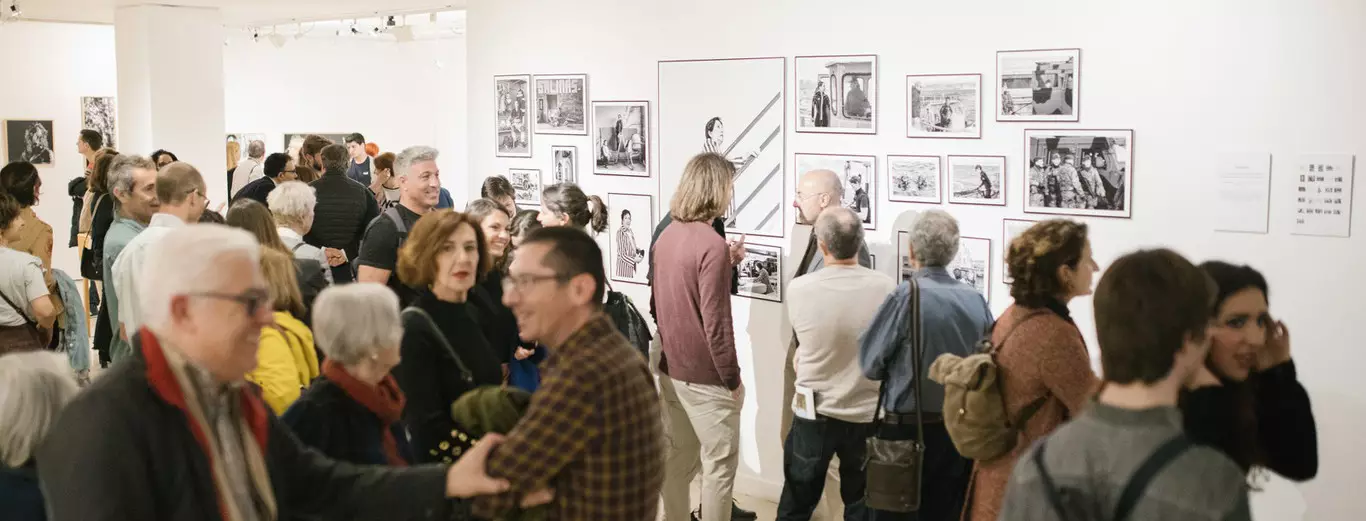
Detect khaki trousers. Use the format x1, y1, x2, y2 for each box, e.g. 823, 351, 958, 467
660, 373, 741, 521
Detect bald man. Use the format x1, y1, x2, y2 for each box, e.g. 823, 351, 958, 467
793, 169, 871, 274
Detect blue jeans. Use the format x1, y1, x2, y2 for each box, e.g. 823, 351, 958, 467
776, 415, 872, 521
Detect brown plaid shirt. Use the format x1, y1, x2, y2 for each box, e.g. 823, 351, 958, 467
472, 313, 664, 521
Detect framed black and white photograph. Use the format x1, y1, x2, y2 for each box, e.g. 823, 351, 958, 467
496, 75, 532, 157
736, 242, 783, 302
1023, 129, 1133, 218
997, 48, 1080, 122
907, 73, 981, 139
4, 120, 54, 166
509, 168, 541, 207
950, 236, 992, 303
81, 97, 117, 149
550, 145, 578, 184
593, 101, 649, 177
948, 155, 1006, 206
794, 153, 877, 229
534, 74, 587, 135
888, 155, 941, 204
283, 133, 347, 159
1002, 218, 1036, 283
896, 231, 913, 283
608, 193, 652, 285
795, 54, 877, 134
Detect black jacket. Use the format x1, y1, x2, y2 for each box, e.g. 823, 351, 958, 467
0, 463, 43, 521
233, 176, 277, 206
1181, 360, 1318, 480
281, 377, 413, 467
67, 177, 86, 248
305, 169, 380, 261
36, 331, 466, 521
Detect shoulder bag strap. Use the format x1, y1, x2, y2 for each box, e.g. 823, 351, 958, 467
1113, 436, 1193, 521
0, 284, 36, 326
872, 277, 923, 437
1031, 440, 1075, 521
402, 307, 475, 387
908, 275, 925, 447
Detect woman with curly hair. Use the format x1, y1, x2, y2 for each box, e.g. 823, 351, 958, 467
964, 219, 1101, 521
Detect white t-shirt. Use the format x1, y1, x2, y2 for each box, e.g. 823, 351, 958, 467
787, 263, 895, 422
0, 247, 48, 327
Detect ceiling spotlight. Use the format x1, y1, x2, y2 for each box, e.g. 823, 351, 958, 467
386, 16, 396, 27
252, 29, 259, 42
268, 33, 287, 48
8, 3, 20, 17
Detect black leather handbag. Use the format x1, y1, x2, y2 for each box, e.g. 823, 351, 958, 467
864, 277, 926, 513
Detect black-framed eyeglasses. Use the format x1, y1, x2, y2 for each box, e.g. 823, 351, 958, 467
187, 289, 272, 316
500, 273, 568, 294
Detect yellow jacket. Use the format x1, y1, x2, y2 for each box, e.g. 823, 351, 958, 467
247, 311, 320, 414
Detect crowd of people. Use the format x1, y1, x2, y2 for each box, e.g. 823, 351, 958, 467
0, 130, 1319, 521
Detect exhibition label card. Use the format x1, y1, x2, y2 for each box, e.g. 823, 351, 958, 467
1291, 154, 1355, 238
1215, 154, 1271, 234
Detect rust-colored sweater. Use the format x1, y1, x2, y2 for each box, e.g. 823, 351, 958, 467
652, 220, 740, 390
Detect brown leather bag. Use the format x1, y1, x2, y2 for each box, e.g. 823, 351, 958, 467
864, 278, 925, 513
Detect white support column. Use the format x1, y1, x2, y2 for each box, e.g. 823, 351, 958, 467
114, 5, 228, 204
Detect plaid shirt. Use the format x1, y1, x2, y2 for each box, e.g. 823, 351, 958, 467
472, 313, 664, 521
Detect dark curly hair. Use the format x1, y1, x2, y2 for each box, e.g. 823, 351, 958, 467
1006, 219, 1089, 307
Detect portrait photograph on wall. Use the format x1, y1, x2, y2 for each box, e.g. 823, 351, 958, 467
794, 153, 877, 229
1002, 218, 1036, 283
81, 96, 117, 149
534, 74, 587, 135
496, 74, 532, 157
736, 242, 783, 302
794, 54, 877, 134
550, 145, 577, 184
593, 101, 649, 177
887, 155, 941, 204
659, 57, 786, 238
608, 193, 653, 285
1023, 129, 1133, 218
907, 73, 981, 138
4, 120, 54, 166
950, 236, 992, 302
510, 168, 541, 206
948, 155, 1006, 206
997, 48, 1081, 122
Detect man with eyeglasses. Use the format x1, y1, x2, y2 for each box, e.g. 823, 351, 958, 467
111, 162, 209, 361
233, 152, 297, 205
39, 224, 551, 520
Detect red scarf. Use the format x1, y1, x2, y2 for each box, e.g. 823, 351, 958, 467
322, 360, 409, 467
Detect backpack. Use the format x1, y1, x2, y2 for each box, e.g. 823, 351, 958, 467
1033, 435, 1194, 521
364, 207, 409, 250
603, 283, 652, 360
927, 310, 1050, 461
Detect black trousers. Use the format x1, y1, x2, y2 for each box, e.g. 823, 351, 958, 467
777, 415, 872, 521
868, 420, 970, 521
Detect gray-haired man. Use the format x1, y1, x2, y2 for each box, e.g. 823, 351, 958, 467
858, 209, 993, 521
103, 154, 161, 362
230, 140, 267, 197
357, 145, 441, 306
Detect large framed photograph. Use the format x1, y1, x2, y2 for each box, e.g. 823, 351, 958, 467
794, 54, 877, 134
593, 101, 649, 177
659, 57, 786, 238
736, 242, 783, 302
1023, 129, 1133, 218
793, 153, 877, 229
283, 133, 347, 159
948, 155, 1006, 206
81, 97, 117, 149
496, 75, 533, 157
997, 48, 1080, 122
906, 73, 981, 139
4, 120, 54, 166
896, 231, 913, 283
951, 236, 992, 303
1002, 218, 1036, 283
608, 193, 653, 285
887, 155, 941, 204
534, 74, 587, 135
550, 145, 578, 184
509, 168, 541, 207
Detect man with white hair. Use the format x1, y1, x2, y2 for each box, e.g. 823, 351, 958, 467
102, 154, 161, 362
268, 180, 332, 283
858, 209, 993, 521
37, 224, 547, 520
230, 139, 267, 197
357, 145, 442, 306
0, 351, 78, 520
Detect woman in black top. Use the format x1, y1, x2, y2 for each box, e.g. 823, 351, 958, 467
394, 209, 502, 464
1182, 261, 1318, 481
85, 149, 118, 368
464, 199, 517, 363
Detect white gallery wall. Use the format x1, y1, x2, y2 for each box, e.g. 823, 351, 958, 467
466, 0, 1366, 518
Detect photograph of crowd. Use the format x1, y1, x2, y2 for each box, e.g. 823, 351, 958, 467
737, 243, 783, 302
496, 75, 532, 157
795, 54, 877, 134
997, 48, 1080, 122
794, 153, 877, 229
534, 74, 587, 135
1023, 129, 1133, 218
948, 155, 1006, 206
593, 101, 649, 177
907, 73, 981, 138
888, 155, 941, 203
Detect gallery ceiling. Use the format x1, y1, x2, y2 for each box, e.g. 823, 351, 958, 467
12, 0, 467, 27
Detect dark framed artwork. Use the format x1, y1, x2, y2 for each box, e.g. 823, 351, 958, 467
887, 154, 942, 204
4, 120, 55, 166
996, 48, 1081, 122
592, 100, 649, 177
496, 74, 533, 157
906, 73, 981, 139
534, 74, 588, 135
794, 54, 877, 134
947, 155, 1007, 206
607, 193, 653, 285
81, 97, 117, 149
1022, 129, 1133, 218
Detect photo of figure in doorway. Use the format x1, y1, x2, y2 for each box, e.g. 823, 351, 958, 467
997, 48, 1081, 122
496, 75, 532, 157
794, 153, 877, 229
593, 101, 649, 177
795, 54, 877, 134
534, 74, 587, 135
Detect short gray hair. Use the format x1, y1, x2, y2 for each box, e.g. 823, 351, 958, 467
815, 207, 863, 260
267, 181, 317, 228
909, 209, 960, 267
108, 154, 156, 198
311, 284, 402, 365
394, 146, 439, 179
320, 144, 350, 173
247, 140, 266, 159
139, 224, 261, 331
0, 352, 78, 467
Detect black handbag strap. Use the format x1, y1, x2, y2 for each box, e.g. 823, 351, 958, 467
0, 284, 36, 327
1031, 440, 1074, 521
1033, 435, 1193, 521
872, 277, 924, 448
402, 306, 475, 387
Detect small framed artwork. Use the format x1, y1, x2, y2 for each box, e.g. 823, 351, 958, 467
81, 97, 117, 149
869, 253, 877, 270
896, 231, 913, 283
794, 54, 877, 134
906, 73, 981, 139
1023, 129, 1134, 218
550, 145, 578, 184
608, 193, 653, 285
509, 168, 542, 207
495, 75, 533, 157
593, 100, 650, 177
948, 155, 1006, 206
951, 236, 992, 303
534, 74, 588, 135
736, 242, 784, 302
794, 153, 877, 229
4, 120, 55, 166
887, 155, 942, 204
997, 48, 1081, 122
1002, 218, 1036, 283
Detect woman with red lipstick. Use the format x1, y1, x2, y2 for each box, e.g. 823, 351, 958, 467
1181, 261, 1318, 482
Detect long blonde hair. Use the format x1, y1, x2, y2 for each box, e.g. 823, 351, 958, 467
260, 248, 305, 318
669, 153, 734, 223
